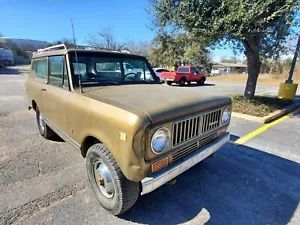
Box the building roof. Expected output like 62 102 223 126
213 62 247 68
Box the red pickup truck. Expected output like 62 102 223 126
161 66 207 86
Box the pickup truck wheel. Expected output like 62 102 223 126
179 78 186 86
167 81 172 85
36 107 56 139
197 78 205 85
86 143 140 215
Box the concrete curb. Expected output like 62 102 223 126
232 102 300 124
263 102 300 123
231 112 264 123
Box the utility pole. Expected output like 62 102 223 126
286 34 300 83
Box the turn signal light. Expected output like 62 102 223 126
217 128 226 137
151 157 169 173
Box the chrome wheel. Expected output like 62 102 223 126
94 161 115 199
86 143 140 215
39 113 45 132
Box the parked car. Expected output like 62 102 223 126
153 67 170 81
0 48 14 66
161 66 207 86
26 44 231 215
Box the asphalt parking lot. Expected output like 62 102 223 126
0 66 299 225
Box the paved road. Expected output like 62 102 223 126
0 66 299 225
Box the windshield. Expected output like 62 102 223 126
70 54 158 87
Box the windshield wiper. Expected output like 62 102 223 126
100 81 120 85
81 80 121 86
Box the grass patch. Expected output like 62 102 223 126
231 95 293 117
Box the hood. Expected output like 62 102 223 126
82 84 231 123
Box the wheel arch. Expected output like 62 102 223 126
32 100 37 111
80 136 102 158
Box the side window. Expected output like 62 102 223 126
33 58 48 82
177 67 189 73
191 67 197 73
49 56 69 89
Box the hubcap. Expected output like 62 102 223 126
39 113 45 132
94 161 115 198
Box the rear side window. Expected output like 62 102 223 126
32 58 48 81
177 67 189 73
49 56 69 89
191 67 197 73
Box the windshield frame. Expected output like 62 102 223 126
68 51 160 88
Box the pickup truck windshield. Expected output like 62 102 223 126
70 54 158 87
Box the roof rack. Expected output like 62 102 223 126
36 44 67 53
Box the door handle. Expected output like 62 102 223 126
41 88 47 92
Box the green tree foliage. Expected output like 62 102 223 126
149 33 211 71
260 59 284 73
152 0 300 98
45 38 76 48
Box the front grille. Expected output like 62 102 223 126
172 109 222 147
172 133 217 161
172 115 201 146
201 109 221 133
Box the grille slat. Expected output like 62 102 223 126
202 109 221 134
172 133 217 161
172 109 222 147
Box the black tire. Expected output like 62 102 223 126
197 78 205 86
86 143 140 215
36 107 57 139
179 78 186 86
167 81 173 85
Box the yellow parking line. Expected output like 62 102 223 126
234 114 289 145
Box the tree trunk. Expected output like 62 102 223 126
243 37 261 99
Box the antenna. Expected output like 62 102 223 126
71 19 83 93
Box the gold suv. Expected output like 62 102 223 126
26 44 231 215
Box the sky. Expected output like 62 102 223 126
0 0 243 62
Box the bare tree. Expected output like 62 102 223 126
87 27 125 50
126 41 152 57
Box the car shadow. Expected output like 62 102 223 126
121 138 300 225
170 83 216 88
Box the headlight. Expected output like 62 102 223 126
221 107 231 124
151 127 170 154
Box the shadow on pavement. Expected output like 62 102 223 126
170 83 216 88
121 139 300 225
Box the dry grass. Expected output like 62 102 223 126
231 95 293 117
208 68 300 85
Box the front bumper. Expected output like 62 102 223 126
165 78 174 81
141 132 230 195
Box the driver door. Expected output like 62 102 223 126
42 55 70 134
